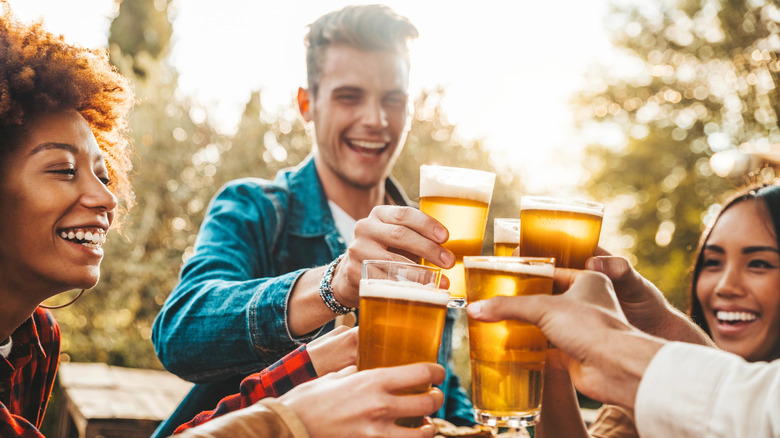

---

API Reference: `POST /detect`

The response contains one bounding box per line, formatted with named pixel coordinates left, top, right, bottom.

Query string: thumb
left=587, top=256, right=633, bottom=282
left=587, top=256, right=656, bottom=306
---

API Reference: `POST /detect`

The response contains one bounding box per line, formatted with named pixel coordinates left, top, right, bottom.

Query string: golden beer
left=519, top=196, right=604, bottom=270
left=358, top=261, right=448, bottom=428
left=464, top=256, right=554, bottom=428
left=419, top=165, right=496, bottom=306
left=493, top=218, right=521, bottom=256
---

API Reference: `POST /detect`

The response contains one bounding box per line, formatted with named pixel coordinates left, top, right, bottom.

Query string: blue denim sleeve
left=152, top=180, right=323, bottom=382
left=437, top=309, right=476, bottom=426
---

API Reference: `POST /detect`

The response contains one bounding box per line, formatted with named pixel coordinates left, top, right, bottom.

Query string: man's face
left=302, top=44, right=410, bottom=190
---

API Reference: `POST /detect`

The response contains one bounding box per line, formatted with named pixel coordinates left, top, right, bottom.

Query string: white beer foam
left=463, top=258, right=555, bottom=278
left=494, top=219, right=520, bottom=243
left=419, top=165, right=495, bottom=203
left=359, top=278, right=450, bottom=305
left=520, top=197, right=604, bottom=217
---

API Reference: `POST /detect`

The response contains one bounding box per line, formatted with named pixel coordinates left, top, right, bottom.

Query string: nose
left=81, top=173, right=118, bottom=213
left=361, top=98, right=389, bottom=130
left=713, top=264, right=747, bottom=298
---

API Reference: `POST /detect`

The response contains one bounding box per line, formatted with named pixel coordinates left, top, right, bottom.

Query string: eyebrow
left=331, top=86, right=407, bottom=96
left=27, top=142, right=79, bottom=157
left=704, top=244, right=780, bottom=254
left=332, top=86, right=363, bottom=94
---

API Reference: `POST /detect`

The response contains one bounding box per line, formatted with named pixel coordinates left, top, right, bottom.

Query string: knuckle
left=392, top=205, right=415, bottom=222
left=388, top=224, right=407, bottom=241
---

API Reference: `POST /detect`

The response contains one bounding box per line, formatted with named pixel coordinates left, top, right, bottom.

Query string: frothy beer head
left=463, top=257, right=555, bottom=278
left=359, top=278, right=450, bottom=304
left=419, top=165, right=495, bottom=203
left=519, top=196, right=604, bottom=270
left=494, top=218, right=521, bottom=244
left=520, top=196, right=604, bottom=217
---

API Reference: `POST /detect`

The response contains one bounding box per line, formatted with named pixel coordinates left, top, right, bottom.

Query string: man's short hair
left=304, top=4, right=418, bottom=97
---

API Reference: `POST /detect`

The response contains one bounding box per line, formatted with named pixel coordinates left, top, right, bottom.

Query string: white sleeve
left=634, top=342, right=780, bottom=437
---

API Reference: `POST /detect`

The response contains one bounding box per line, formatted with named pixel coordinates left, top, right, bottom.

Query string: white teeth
left=59, top=228, right=106, bottom=248
left=351, top=140, right=386, bottom=149
left=716, top=311, right=758, bottom=322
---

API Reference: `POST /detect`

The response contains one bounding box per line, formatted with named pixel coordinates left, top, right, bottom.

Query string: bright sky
left=8, top=0, right=620, bottom=194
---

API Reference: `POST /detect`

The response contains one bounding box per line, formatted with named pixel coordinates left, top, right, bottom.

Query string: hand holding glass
left=464, top=256, right=554, bottom=428
left=357, top=260, right=449, bottom=428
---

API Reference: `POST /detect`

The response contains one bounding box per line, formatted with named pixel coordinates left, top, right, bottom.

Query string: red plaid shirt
left=174, top=344, right=316, bottom=434
left=0, top=308, right=60, bottom=438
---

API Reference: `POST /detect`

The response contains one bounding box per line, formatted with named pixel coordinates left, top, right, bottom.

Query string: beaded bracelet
left=319, top=254, right=356, bottom=315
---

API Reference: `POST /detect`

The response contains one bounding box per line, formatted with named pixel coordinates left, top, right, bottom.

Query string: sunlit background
left=10, top=0, right=620, bottom=194
left=8, top=0, right=780, bottom=433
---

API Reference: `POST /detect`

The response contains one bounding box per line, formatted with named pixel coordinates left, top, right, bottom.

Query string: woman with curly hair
left=0, top=1, right=133, bottom=435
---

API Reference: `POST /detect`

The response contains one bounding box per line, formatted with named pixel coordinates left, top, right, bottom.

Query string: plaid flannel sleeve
left=173, top=344, right=317, bottom=434
left=0, top=406, right=45, bottom=438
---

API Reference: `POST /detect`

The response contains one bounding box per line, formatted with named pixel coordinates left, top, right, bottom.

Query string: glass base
left=448, top=297, right=466, bottom=308
left=474, top=408, right=539, bottom=428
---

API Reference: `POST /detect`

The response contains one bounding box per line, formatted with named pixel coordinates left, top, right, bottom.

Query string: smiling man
left=151, top=5, right=473, bottom=435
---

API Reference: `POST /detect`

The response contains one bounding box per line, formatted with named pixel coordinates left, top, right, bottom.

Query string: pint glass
left=464, top=256, right=554, bottom=428
left=519, top=196, right=604, bottom=271
left=419, top=165, right=496, bottom=307
left=357, top=260, right=449, bottom=428
left=493, top=218, right=521, bottom=256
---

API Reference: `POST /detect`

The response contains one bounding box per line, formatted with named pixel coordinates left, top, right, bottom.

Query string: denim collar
left=279, top=154, right=412, bottom=239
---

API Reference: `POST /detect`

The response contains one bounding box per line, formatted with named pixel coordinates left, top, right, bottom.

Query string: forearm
left=590, top=330, right=664, bottom=409
left=620, top=284, right=713, bottom=347
left=287, top=266, right=340, bottom=337
left=153, top=270, right=312, bottom=380
left=654, top=303, right=715, bottom=346
left=174, top=346, right=317, bottom=433
left=174, top=399, right=309, bottom=438
left=536, top=368, right=590, bottom=438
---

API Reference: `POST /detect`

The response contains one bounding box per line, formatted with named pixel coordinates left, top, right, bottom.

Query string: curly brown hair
left=0, top=1, right=134, bottom=222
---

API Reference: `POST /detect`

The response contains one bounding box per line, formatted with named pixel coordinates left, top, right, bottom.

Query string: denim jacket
left=152, top=155, right=474, bottom=425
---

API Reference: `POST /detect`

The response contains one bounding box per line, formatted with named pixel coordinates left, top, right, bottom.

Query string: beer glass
left=357, top=260, right=449, bottom=428
left=493, top=218, right=521, bottom=256
left=419, top=165, right=496, bottom=307
left=519, top=196, right=604, bottom=271
left=464, top=256, right=554, bottom=428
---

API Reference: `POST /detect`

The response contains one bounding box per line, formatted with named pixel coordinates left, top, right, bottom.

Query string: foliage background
left=38, top=0, right=780, bottom=433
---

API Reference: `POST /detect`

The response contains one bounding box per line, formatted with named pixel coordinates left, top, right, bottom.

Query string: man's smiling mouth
left=346, top=139, right=389, bottom=155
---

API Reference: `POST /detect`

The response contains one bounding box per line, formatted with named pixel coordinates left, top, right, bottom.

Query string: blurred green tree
left=576, top=0, right=780, bottom=309
left=53, top=0, right=229, bottom=370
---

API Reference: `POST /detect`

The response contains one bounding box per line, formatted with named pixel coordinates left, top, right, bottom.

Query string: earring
left=40, top=289, right=86, bottom=309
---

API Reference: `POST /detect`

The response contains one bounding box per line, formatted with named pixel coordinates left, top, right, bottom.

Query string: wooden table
left=57, top=362, right=193, bottom=438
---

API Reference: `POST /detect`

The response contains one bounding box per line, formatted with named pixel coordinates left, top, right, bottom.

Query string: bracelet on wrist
left=319, top=254, right=355, bottom=315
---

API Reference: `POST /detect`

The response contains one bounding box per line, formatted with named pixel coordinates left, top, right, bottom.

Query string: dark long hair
left=688, top=182, right=780, bottom=336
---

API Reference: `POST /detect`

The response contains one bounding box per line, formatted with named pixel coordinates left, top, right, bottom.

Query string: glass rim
left=361, top=259, right=442, bottom=272
left=361, top=259, right=442, bottom=282
left=519, top=195, right=604, bottom=212
left=463, top=255, right=555, bottom=264
left=463, top=256, right=556, bottom=277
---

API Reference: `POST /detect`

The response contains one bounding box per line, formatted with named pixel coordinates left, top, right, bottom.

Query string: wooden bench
left=57, top=362, right=193, bottom=438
